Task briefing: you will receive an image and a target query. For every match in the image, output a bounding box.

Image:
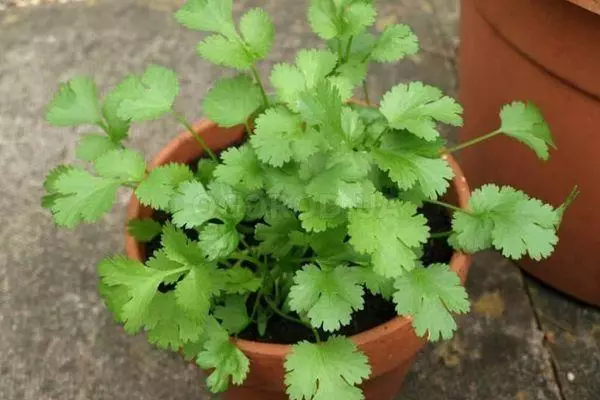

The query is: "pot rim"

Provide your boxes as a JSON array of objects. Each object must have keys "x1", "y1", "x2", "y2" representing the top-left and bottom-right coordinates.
[{"x1": 125, "y1": 120, "x2": 472, "y2": 357}]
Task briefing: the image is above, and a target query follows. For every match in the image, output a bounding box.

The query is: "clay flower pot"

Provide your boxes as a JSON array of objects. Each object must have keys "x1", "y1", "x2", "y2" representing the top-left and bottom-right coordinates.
[
  {"x1": 458, "y1": 0, "x2": 600, "y2": 305},
  {"x1": 125, "y1": 121, "x2": 472, "y2": 399}
]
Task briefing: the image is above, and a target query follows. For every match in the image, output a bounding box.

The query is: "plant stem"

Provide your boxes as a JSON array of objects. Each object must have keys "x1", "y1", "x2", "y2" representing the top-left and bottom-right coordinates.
[
  {"x1": 362, "y1": 80, "x2": 371, "y2": 106},
  {"x1": 250, "y1": 66, "x2": 270, "y2": 108},
  {"x1": 337, "y1": 38, "x2": 343, "y2": 58},
  {"x1": 344, "y1": 36, "x2": 354, "y2": 62},
  {"x1": 424, "y1": 199, "x2": 469, "y2": 214},
  {"x1": 244, "y1": 121, "x2": 253, "y2": 135},
  {"x1": 262, "y1": 296, "x2": 320, "y2": 341},
  {"x1": 250, "y1": 291, "x2": 263, "y2": 321},
  {"x1": 430, "y1": 230, "x2": 452, "y2": 239},
  {"x1": 96, "y1": 120, "x2": 110, "y2": 134},
  {"x1": 171, "y1": 110, "x2": 218, "y2": 161},
  {"x1": 445, "y1": 129, "x2": 502, "y2": 153},
  {"x1": 229, "y1": 251, "x2": 261, "y2": 266}
]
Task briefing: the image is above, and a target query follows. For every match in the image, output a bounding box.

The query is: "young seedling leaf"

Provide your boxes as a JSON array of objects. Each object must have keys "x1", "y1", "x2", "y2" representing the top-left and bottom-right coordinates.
[
  {"x1": 197, "y1": 35, "x2": 253, "y2": 70},
  {"x1": 285, "y1": 336, "x2": 370, "y2": 400},
  {"x1": 307, "y1": 0, "x2": 339, "y2": 40},
  {"x1": 214, "y1": 145, "x2": 264, "y2": 191},
  {"x1": 348, "y1": 196, "x2": 429, "y2": 277},
  {"x1": 371, "y1": 24, "x2": 419, "y2": 62},
  {"x1": 135, "y1": 163, "x2": 194, "y2": 210},
  {"x1": 240, "y1": 8, "x2": 275, "y2": 60},
  {"x1": 46, "y1": 76, "x2": 103, "y2": 127},
  {"x1": 174, "y1": 0, "x2": 237, "y2": 39},
  {"x1": 94, "y1": 148, "x2": 147, "y2": 183},
  {"x1": 116, "y1": 65, "x2": 180, "y2": 122},
  {"x1": 102, "y1": 81, "x2": 133, "y2": 141},
  {"x1": 393, "y1": 264, "x2": 469, "y2": 341},
  {"x1": 499, "y1": 101, "x2": 555, "y2": 160},
  {"x1": 289, "y1": 264, "x2": 364, "y2": 331},
  {"x1": 380, "y1": 82, "x2": 462, "y2": 141},
  {"x1": 451, "y1": 184, "x2": 560, "y2": 260},
  {"x1": 75, "y1": 134, "x2": 120, "y2": 162},
  {"x1": 127, "y1": 218, "x2": 163, "y2": 242},
  {"x1": 198, "y1": 223, "x2": 240, "y2": 260},
  {"x1": 203, "y1": 75, "x2": 263, "y2": 127}
]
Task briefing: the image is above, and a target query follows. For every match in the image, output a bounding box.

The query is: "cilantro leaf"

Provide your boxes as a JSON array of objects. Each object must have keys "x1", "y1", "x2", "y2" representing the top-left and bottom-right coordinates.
[
  {"x1": 263, "y1": 164, "x2": 306, "y2": 210},
  {"x1": 252, "y1": 107, "x2": 321, "y2": 166},
  {"x1": 115, "y1": 65, "x2": 180, "y2": 121},
  {"x1": 49, "y1": 168, "x2": 120, "y2": 227},
  {"x1": 296, "y1": 49, "x2": 338, "y2": 89},
  {"x1": 135, "y1": 164, "x2": 194, "y2": 210},
  {"x1": 380, "y1": 82, "x2": 462, "y2": 141},
  {"x1": 75, "y1": 134, "x2": 119, "y2": 162},
  {"x1": 197, "y1": 35, "x2": 253, "y2": 70},
  {"x1": 451, "y1": 184, "x2": 559, "y2": 260},
  {"x1": 127, "y1": 218, "x2": 163, "y2": 242},
  {"x1": 223, "y1": 266, "x2": 262, "y2": 294},
  {"x1": 196, "y1": 324, "x2": 250, "y2": 393},
  {"x1": 94, "y1": 148, "x2": 146, "y2": 183},
  {"x1": 98, "y1": 256, "x2": 186, "y2": 333},
  {"x1": 348, "y1": 197, "x2": 429, "y2": 277},
  {"x1": 289, "y1": 264, "x2": 364, "y2": 331},
  {"x1": 298, "y1": 199, "x2": 347, "y2": 233},
  {"x1": 146, "y1": 250, "x2": 187, "y2": 284},
  {"x1": 270, "y1": 63, "x2": 307, "y2": 105},
  {"x1": 203, "y1": 75, "x2": 263, "y2": 127},
  {"x1": 214, "y1": 295, "x2": 251, "y2": 334},
  {"x1": 393, "y1": 264, "x2": 469, "y2": 341},
  {"x1": 296, "y1": 80, "x2": 343, "y2": 130},
  {"x1": 307, "y1": 0, "x2": 339, "y2": 40},
  {"x1": 343, "y1": 2, "x2": 377, "y2": 36},
  {"x1": 371, "y1": 24, "x2": 419, "y2": 62},
  {"x1": 102, "y1": 82, "x2": 133, "y2": 142},
  {"x1": 46, "y1": 76, "x2": 102, "y2": 127},
  {"x1": 42, "y1": 165, "x2": 74, "y2": 209},
  {"x1": 196, "y1": 158, "x2": 219, "y2": 185},
  {"x1": 215, "y1": 145, "x2": 264, "y2": 191},
  {"x1": 255, "y1": 206, "x2": 302, "y2": 257},
  {"x1": 341, "y1": 106, "x2": 366, "y2": 145},
  {"x1": 373, "y1": 135, "x2": 453, "y2": 199},
  {"x1": 161, "y1": 223, "x2": 206, "y2": 266},
  {"x1": 175, "y1": 263, "x2": 221, "y2": 317},
  {"x1": 240, "y1": 8, "x2": 274, "y2": 60},
  {"x1": 284, "y1": 336, "x2": 370, "y2": 400},
  {"x1": 174, "y1": 0, "x2": 237, "y2": 39},
  {"x1": 499, "y1": 101, "x2": 555, "y2": 160},
  {"x1": 355, "y1": 266, "x2": 395, "y2": 299},
  {"x1": 198, "y1": 223, "x2": 240, "y2": 260}
]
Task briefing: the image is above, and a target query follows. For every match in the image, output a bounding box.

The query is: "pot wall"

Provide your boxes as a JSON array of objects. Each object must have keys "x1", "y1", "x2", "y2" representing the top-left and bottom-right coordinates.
[
  {"x1": 126, "y1": 121, "x2": 472, "y2": 399},
  {"x1": 459, "y1": 0, "x2": 600, "y2": 305}
]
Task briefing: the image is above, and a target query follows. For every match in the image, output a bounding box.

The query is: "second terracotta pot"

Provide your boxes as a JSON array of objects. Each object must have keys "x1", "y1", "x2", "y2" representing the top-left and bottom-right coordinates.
[{"x1": 125, "y1": 120, "x2": 472, "y2": 399}]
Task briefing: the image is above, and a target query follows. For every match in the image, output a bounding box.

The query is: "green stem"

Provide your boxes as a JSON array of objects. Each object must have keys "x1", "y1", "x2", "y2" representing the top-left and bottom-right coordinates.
[
  {"x1": 362, "y1": 80, "x2": 371, "y2": 106},
  {"x1": 263, "y1": 296, "x2": 320, "y2": 341},
  {"x1": 424, "y1": 199, "x2": 469, "y2": 214},
  {"x1": 250, "y1": 66, "x2": 270, "y2": 108},
  {"x1": 430, "y1": 230, "x2": 452, "y2": 239},
  {"x1": 239, "y1": 237, "x2": 251, "y2": 249},
  {"x1": 229, "y1": 251, "x2": 261, "y2": 266},
  {"x1": 96, "y1": 120, "x2": 111, "y2": 134},
  {"x1": 250, "y1": 291, "x2": 263, "y2": 321},
  {"x1": 171, "y1": 110, "x2": 218, "y2": 161},
  {"x1": 445, "y1": 129, "x2": 502, "y2": 153},
  {"x1": 337, "y1": 38, "x2": 343, "y2": 58},
  {"x1": 344, "y1": 37, "x2": 354, "y2": 62}
]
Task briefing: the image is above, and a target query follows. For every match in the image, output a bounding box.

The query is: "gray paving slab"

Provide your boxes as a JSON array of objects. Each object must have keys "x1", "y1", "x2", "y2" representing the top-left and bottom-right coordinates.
[{"x1": 1, "y1": 0, "x2": 597, "y2": 399}]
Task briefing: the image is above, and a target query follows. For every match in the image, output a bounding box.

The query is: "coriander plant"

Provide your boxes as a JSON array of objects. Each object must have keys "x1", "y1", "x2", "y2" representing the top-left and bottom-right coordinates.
[{"x1": 42, "y1": 0, "x2": 576, "y2": 398}]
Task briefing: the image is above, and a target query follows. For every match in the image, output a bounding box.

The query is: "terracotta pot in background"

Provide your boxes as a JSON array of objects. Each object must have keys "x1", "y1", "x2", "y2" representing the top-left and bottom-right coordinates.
[
  {"x1": 125, "y1": 120, "x2": 473, "y2": 399},
  {"x1": 459, "y1": 0, "x2": 600, "y2": 305}
]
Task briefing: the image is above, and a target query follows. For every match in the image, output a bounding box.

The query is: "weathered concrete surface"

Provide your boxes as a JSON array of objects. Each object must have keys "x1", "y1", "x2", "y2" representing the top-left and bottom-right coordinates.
[{"x1": 0, "y1": 0, "x2": 598, "y2": 399}]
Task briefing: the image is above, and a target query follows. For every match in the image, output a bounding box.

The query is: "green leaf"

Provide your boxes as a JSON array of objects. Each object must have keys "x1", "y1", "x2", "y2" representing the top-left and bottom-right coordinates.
[
  {"x1": 50, "y1": 168, "x2": 120, "y2": 227},
  {"x1": 371, "y1": 24, "x2": 419, "y2": 62},
  {"x1": 46, "y1": 76, "x2": 102, "y2": 126},
  {"x1": 196, "y1": 158, "x2": 219, "y2": 185},
  {"x1": 161, "y1": 223, "x2": 206, "y2": 266},
  {"x1": 117, "y1": 65, "x2": 180, "y2": 122},
  {"x1": 214, "y1": 295, "x2": 251, "y2": 334},
  {"x1": 240, "y1": 8, "x2": 274, "y2": 60},
  {"x1": 144, "y1": 293, "x2": 205, "y2": 350},
  {"x1": 451, "y1": 184, "x2": 560, "y2": 260},
  {"x1": 175, "y1": 263, "x2": 221, "y2": 317},
  {"x1": 298, "y1": 199, "x2": 347, "y2": 233},
  {"x1": 252, "y1": 107, "x2": 321, "y2": 167},
  {"x1": 270, "y1": 63, "x2": 307, "y2": 105},
  {"x1": 197, "y1": 35, "x2": 253, "y2": 70},
  {"x1": 289, "y1": 264, "x2": 364, "y2": 331},
  {"x1": 198, "y1": 223, "x2": 240, "y2": 260},
  {"x1": 127, "y1": 218, "x2": 163, "y2": 242},
  {"x1": 297, "y1": 49, "x2": 338, "y2": 89},
  {"x1": 393, "y1": 264, "x2": 469, "y2": 341},
  {"x1": 42, "y1": 165, "x2": 74, "y2": 209},
  {"x1": 215, "y1": 145, "x2": 264, "y2": 190},
  {"x1": 203, "y1": 75, "x2": 263, "y2": 127},
  {"x1": 380, "y1": 82, "x2": 462, "y2": 141},
  {"x1": 296, "y1": 81, "x2": 343, "y2": 130},
  {"x1": 263, "y1": 164, "x2": 306, "y2": 210},
  {"x1": 102, "y1": 82, "x2": 133, "y2": 142},
  {"x1": 135, "y1": 163, "x2": 194, "y2": 210},
  {"x1": 285, "y1": 336, "x2": 370, "y2": 400},
  {"x1": 336, "y1": 60, "x2": 368, "y2": 86},
  {"x1": 348, "y1": 196, "x2": 429, "y2": 277},
  {"x1": 75, "y1": 134, "x2": 119, "y2": 162},
  {"x1": 223, "y1": 266, "x2": 262, "y2": 294},
  {"x1": 171, "y1": 181, "x2": 244, "y2": 229},
  {"x1": 98, "y1": 256, "x2": 184, "y2": 333},
  {"x1": 196, "y1": 326, "x2": 250, "y2": 393},
  {"x1": 94, "y1": 148, "x2": 146, "y2": 183},
  {"x1": 146, "y1": 250, "x2": 187, "y2": 284},
  {"x1": 343, "y1": 2, "x2": 377, "y2": 37},
  {"x1": 373, "y1": 135, "x2": 453, "y2": 199},
  {"x1": 307, "y1": 0, "x2": 339, "y2": 40},
  {"x1": 341, "y1": 106, "x2": 365, "y2": 145},
  {"x1": 499, "y1": 101, "x2": 555, "y2": 160},
  {"x1": 255, "y1": 206, "x2": 302, "y2": 257},
  {"x1": 174, "y1": 0, "x2": 237, "y2": 39},
  {"x1": 356, "y1": 266, "x2": 395, "y2": 299}
]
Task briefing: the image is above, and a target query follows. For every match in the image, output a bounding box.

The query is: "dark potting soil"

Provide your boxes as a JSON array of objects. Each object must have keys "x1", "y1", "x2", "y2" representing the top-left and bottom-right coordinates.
[{"x1": 142, "y1": 187, "x2": 454, "y2": 344}]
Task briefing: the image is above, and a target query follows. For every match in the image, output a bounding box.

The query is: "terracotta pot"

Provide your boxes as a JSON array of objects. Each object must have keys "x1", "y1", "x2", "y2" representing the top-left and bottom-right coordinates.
[
  {"x1": 125, "y1": 120, "x2": 473, "y2": 399},
  {"x1": 458, "y1": 0, "x2": 600, "y2": 305}
]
